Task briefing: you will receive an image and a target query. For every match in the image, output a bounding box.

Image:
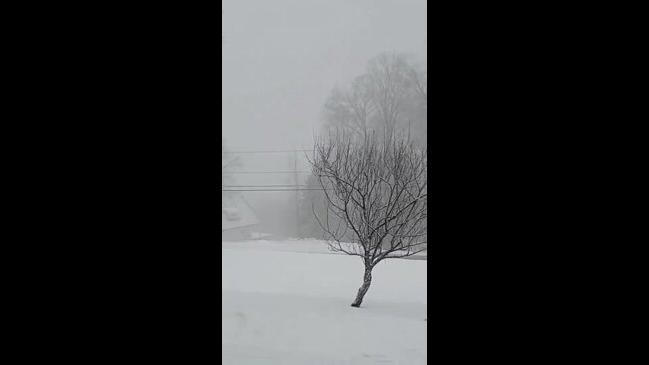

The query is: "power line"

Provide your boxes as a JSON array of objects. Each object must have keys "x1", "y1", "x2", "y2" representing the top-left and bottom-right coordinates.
[
  {"x1": 222, "y1": 149, "x2": 311, "y2": 154},
  {"x1": 222, "y1": 188, "x2": 327, "y2": 192},
  {"x1": 223, "y1": 170, "x2": 312, "y2": 174},
  {"x1": 223, "y1": 184, "x2": 318, "y2": 188}
]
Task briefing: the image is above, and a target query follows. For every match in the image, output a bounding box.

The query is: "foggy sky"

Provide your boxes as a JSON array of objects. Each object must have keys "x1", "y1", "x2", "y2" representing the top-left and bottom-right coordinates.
[{"x1": 222, "y1": 0, "x2": 427, "y2": 151}]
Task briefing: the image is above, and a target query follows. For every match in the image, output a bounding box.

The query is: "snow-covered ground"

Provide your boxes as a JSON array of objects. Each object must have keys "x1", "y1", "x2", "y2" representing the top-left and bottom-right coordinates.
[
  {"x1": 222, "y1": 239, "x2": 427, "y2": 364},
  {"x1": 223, "y1": 239, "x2": 427, "y2": 258}
]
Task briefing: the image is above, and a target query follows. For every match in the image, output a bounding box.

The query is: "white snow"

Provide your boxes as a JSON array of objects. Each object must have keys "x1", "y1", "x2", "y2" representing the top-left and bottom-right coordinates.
[
  {"x1": 223, "y1": 239, "x2": 427, "y2": 258},
  {"x1": 222, "y1": 239, "x2": 427, "y2": 364}
]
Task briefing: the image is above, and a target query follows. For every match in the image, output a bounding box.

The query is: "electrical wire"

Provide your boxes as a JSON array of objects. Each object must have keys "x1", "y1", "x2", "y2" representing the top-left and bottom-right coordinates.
[
  {"x1": 222, "y1": 149, "x2": 311, "y2": 154},
  {"x1": 222, "y1": 184, "x2": 318, "y2": 188},
  {"x1": 223, "y1": 171, "x2": 312, "y2": 174},
  {"x1": 222, "y1": 188, "x2": 327, "y2": 192}
]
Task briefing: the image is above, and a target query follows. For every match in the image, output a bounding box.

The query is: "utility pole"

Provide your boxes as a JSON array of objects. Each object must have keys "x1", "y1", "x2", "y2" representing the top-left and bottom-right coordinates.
[{"x1": 294, "y1": 149, "x2": 300, "y2": 238}]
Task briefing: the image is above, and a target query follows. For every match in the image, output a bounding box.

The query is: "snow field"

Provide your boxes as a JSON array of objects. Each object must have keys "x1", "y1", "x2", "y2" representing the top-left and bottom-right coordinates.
[{"x1": 222, "y1": 240, "x2": 427, "y2": 364}]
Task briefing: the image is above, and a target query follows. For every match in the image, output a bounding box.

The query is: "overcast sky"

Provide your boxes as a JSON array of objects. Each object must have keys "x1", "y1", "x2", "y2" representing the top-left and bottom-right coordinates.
[{"x1": 222, "y1": 0, "x2": 427, "y2": 152}]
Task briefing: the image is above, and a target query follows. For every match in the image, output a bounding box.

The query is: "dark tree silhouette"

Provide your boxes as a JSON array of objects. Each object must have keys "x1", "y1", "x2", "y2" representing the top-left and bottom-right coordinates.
[{"x1": 309, "y1": 131, "x2": 427, "y2": 307}]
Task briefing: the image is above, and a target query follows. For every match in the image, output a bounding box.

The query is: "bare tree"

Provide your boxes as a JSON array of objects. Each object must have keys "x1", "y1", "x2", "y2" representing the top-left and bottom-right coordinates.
[
  {"x1": 302, "y1": 52, "x2": 427, "y2": 240},
  {"x1": 366, "y1": 53, "x2": 414, "y2": 141},
  {"x1": 322, "y1": 53, "x2": 426, "y2": 146},
  {"x1": 309, "y1": 131, "x2": 427, "y2": 307},
  {"x1": 323, "y1": 74, "x2": 375, "y2": 140}
]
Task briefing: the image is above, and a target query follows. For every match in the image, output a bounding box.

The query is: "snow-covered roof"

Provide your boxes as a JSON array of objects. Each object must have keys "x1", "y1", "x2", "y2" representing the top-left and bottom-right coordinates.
[{"x1": 222, "y1": 194, "x2": 259, "y2": 231}]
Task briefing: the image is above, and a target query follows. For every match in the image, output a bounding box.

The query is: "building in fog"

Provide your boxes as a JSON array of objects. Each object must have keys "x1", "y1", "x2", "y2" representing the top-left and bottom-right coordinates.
[{"x1": 222, "y1": 194, "x2": 259, "y2": 241}]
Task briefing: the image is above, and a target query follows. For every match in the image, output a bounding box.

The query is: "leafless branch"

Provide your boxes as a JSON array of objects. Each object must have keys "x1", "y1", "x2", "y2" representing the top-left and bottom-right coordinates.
[{"x1": 310, "y1": 131, "x2": 427, "y2": 268}]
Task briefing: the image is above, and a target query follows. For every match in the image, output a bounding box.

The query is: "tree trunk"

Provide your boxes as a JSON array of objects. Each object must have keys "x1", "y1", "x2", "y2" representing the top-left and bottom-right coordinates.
[{"x1": 351, "y1": 267, "x2": 373, "y2": 307}]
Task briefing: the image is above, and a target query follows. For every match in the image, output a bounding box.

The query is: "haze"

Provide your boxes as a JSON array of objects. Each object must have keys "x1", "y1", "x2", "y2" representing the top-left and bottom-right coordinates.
[
  {"x1": 222, "y1": 0, "x2": 427, "y2": 238},
  {"x1": 222, "y1": 0, "x2": 427, "y2": 151}
]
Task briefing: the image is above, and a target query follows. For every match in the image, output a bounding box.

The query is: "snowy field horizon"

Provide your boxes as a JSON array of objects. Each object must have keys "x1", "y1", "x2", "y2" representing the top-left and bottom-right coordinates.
[
  {"x1": 222, "y1": 239, "x2": 428, "y2": 364},
  {"x1": 223, "y1": 239, "x2": 427, "y2": 259}
]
